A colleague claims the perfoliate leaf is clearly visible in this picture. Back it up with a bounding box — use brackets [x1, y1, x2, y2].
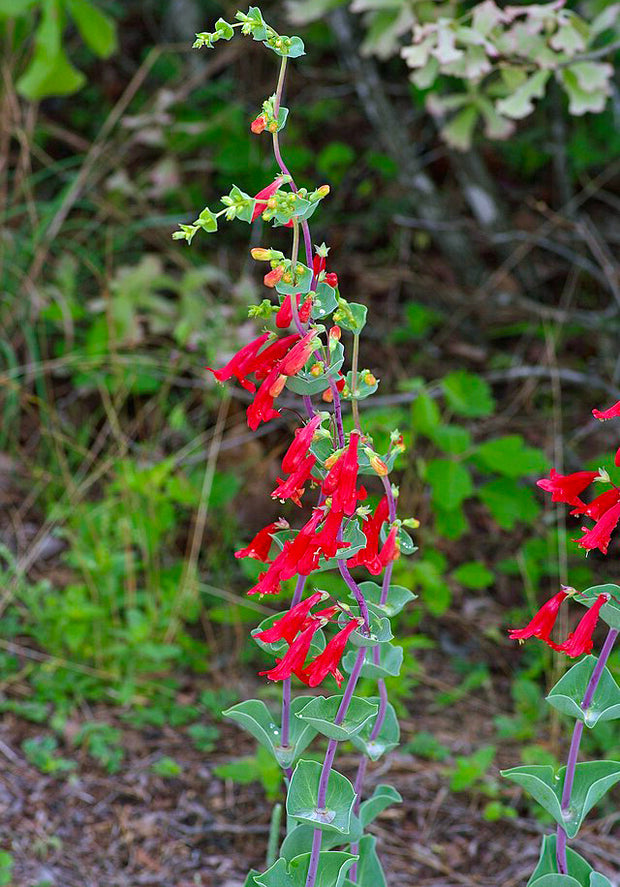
[215, 17, 234, 40]
[529, 877, 582, 887]
[196, 207, 218, 232]
[275, 263, 313, 296]
[501, 761, 620, 838]
[342, 643, 403, 679]
[354, 581, 416, 618]
[359, 784, 402, 828]
[347, 834, 387, 887]
[527, 834, 592, 886]
[288, 851, 356, 887]
[577, 585, 620, 630]
[351, 699, 400, 761]
[311, 282, 338, 320]
[223, 698, 317, 769]
[295, 695, 378, 741]
[285, 342, 345, 396]
[345, 611, 393, 648]
[546, 655, 620, 727]
[279, 824, 343, 862]
[287, 760, 356, 834]
[335, 302, 367, 335]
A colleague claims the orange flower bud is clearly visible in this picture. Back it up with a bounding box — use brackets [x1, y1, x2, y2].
[250, 115, 267, 134]
[315, 185, 330, 198]
[369, 454, 389, 476]
[329, 325, 341, 340]
[310, 363, 324, 377]
[363, 372, 377, 386]
[322, 389, 333, 403]
[263, 266, 284, 288]
[251, 247, 271, 261]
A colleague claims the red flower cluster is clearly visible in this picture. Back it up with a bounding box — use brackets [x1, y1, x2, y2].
[509, 589, 610, 658]
[208, 330, 319, 430]
[272, 415, 322, 506]
[312, 252, 338, 288]
[243, 505, 350, 597]
[537, 424, 620, 554]
[258, 593, 360, 688]
[276, 294, 313, 329]
[322, 432, 367, 517]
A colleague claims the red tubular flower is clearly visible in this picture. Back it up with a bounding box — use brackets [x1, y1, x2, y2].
[246, 365, 285, 430]
[278, 330, 319, 376]
[575, 501, 620, 554]
[278, 509, 325, 581]
[250, 115, 267, 134]
[321, 374, 345, 403]
[259, 620, 323, 681]
[253, 591, 327, 644]
[272, 453, 317, 505]
[299, 619, 360, 688]
[276, 294, 313, 329]
[571, 488, 620, 521]
[234, 521, 287, 562]
[349, 497, 389, 574]
[322, 432, 362, 517]
[537, 469, 599, 506]
[379, 525, 400, 569]
[508, 589, 568, 645]
[248, 559, 286, 597]
[206, 332, 270, 392]
[313, 508, 348, 560]
[251, 176, 287, 222]
[556, 594, 609, 658]
[252, 334, 299, 381]
[592, 400, 620, 421]
[281, 415, 322, 475]
[312, 253, 326, 277]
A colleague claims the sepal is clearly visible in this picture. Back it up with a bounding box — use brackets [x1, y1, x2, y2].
[546, 655, 620, 727]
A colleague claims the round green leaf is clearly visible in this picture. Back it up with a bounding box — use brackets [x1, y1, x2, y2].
[577, 585, 620, 630]
[355, 581, 416, 617]
[342, 643, 403, 679]
[223, 698, 317, 769]
[275, 263, 313, 296]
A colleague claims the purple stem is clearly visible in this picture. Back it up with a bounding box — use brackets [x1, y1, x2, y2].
[555, 627, 618, 873]
[281, 574, 309, 760]
[304, 647, 367, 887]
[338, 559, 371, 632]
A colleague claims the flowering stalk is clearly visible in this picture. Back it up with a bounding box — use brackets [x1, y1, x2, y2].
[504, 399, 620, 885]
[175, 10, 415, 886]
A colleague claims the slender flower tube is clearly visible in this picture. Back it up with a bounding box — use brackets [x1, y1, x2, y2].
[281, 415, 322, 474]
[592, 400, 620, 420]
[276, 294, 313, 329]
[259, 620, 324, 681]
[508, 589, 569, 646]
[299, 619, 361, 688]
[570, 488, 620, 520]
[575, 501, 620, 554]
[234, 521, 287, 562]
[556, 594, 609, 657]
[253, 591, 328, 645]
[536, 469, 599, 507]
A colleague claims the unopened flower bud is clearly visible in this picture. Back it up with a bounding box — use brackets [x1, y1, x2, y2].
[315, 185, 330, 198]
[251, 247, 271, 261]
[250, 115, 267, 134]
[363, 372, 377, 386]
[329, 325, 341, 341]
[268, 121, 278, 133]
[268, 374, 288, 397]
[264, 265, 284, 288]
[310, 362, 324, 377]
[322, 389, 333, 403]
[402, 517, 420, 529]
[366, 450, 389, 476]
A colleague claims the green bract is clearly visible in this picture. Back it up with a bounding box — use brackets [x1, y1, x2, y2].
[343, 643, 403, 679]
[576, 585, 620, 630]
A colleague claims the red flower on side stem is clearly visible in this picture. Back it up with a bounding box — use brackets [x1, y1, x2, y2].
[508, 589, 569, 647]
[322, 432, 364, 517]
[259, 620, 323, 681]
[272, 453, 317, 506]
[556, 594, 609, 658]
[379, 525, 400, 569]
[281, 415, 322, 475]
[246, 365, 287, 430]
[592, 401, 620, 421]
[253, 591, 328, 644]
[206, 332, 270, 392]
[234, 521, 288, 562]
[570, 488, 620, 521]
[575, 501, 620, 554]
[537, 469, 599, 507]
[251, 177, 286, 222]
[348, 497, 389, 574]
[299, 619, 361, 688]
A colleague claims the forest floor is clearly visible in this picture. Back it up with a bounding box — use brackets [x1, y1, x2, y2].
[1, 654, 618, 887]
